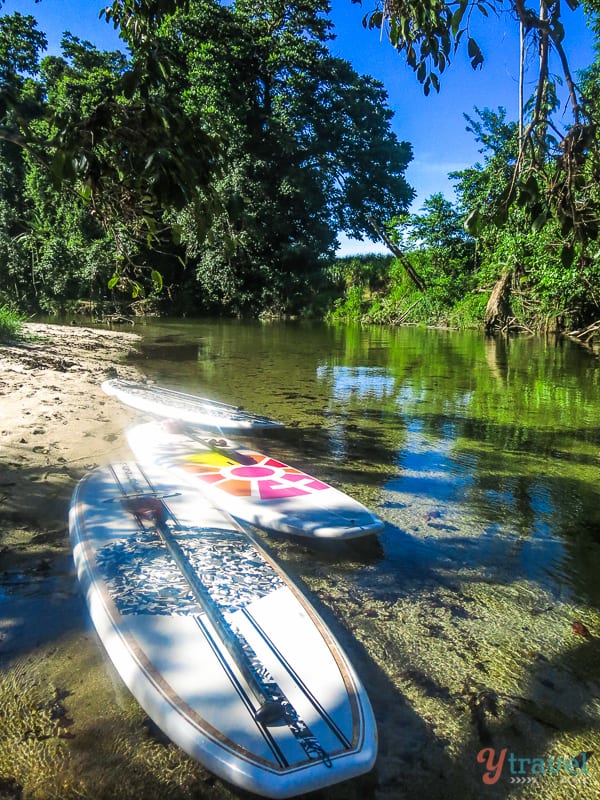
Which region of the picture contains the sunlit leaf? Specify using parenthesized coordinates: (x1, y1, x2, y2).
(464, 207, 481, 236)
(150, 269, 163, 292)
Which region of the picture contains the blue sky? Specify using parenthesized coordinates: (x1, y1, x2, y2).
(5, 0, 598, 254)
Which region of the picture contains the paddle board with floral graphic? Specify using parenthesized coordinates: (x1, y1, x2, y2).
(126, 422, 384, 540)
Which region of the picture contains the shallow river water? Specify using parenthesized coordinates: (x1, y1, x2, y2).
(3, 320, 600, 800)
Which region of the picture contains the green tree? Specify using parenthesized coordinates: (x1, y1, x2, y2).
(167, 0, 414, 315)
(408, 193, 474, 258)
(0, 6, 219, 298)
(0, 18, 169, 311)
(360, 2, 600, 251)
(453, 106, 600, 330)
(0, 1, 415, 316)
(405, 192, 476, 298)
(0, 13, 46, 306)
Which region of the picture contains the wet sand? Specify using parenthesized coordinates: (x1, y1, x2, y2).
(0, 323, 599, 800)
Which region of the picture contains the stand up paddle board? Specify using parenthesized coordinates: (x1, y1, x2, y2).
(126, 422, 384, 540)
(69, 464, 377, 798)
(101, 379, 284, 431)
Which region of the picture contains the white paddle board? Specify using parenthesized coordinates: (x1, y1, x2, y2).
(69, 464, 377, 798)
(101, 379, 284, 431)
(126, 422, 384, 540)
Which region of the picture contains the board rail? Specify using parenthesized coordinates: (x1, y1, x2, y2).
(102, 379, 284, 431)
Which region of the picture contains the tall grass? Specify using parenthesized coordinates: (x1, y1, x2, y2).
(0, 305, 26, 342)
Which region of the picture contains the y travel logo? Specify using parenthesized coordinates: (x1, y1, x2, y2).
(477, 748, 591, 785)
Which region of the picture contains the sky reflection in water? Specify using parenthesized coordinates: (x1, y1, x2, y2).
(132, 321, 600, 610)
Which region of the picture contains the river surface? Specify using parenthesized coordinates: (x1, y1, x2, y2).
(130, 319, 600, 607)
(4, 319, 600, 800)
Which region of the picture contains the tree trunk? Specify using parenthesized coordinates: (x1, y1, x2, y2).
(519, 20, 525, 143)
(484, 271, 513, 331)
(367, 216, 427, 292)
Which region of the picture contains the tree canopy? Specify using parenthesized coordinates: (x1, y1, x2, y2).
(0, 0, 414, 314)
(0, 0, 599, 332)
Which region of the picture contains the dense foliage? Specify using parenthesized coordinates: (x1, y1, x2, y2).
(0, 303, 25, 340)
(0, 0, 599, 333)
(0, 1, 413, 316)
(330, 1, 600, 334)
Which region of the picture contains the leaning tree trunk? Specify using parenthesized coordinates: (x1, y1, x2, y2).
(367, 216, 427, 292)
(484, 271, 513, 332)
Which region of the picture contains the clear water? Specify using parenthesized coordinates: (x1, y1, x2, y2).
(129, 319, 600, 610)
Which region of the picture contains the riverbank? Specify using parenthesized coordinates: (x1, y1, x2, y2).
(0, 323, 142, 533)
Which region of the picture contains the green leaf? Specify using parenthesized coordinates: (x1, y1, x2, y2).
(120, 69, 138, 99)
(366, 11, 383, 31)
(492, 206, 508, 226)
(451, 1, 467, 35)
(464, 207, 481, 236)
(171, 224, 183, 245)
(518, 175, 540, 207)
(467, 37, 484, 69)
(531, 208, 547, 232)
(78, 184, 92, 202)
(108, 272, 120, 290)
(150, 269, 163, 292)
(50, 150, 66, 188)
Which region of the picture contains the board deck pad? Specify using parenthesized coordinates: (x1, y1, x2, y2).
(126, 422, 384, 540)
(69, 464, 377, 797)
(102, 379, 284, 431)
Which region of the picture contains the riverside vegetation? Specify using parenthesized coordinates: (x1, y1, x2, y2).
(1, 2, 600, 340)
(0, 304, 26, 341)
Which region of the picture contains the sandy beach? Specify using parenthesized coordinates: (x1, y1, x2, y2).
(1, 323, 143, 533)
(0, 324, 204, 800)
